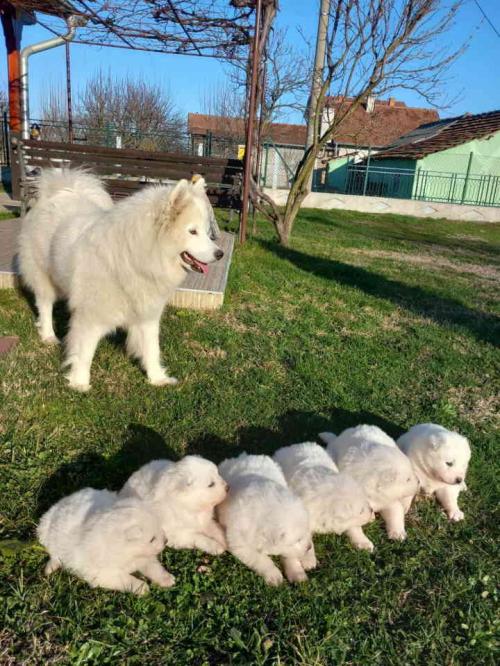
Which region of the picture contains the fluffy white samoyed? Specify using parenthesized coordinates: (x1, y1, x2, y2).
(18, 169, 224, 391)
(37, 488, 171, 595)
(320, 425, 419, 541)
(273, 442, 375, 551)
(397, 423, 471, 521)
(217, 453, 315, 586)
(119, 456, 228, 555)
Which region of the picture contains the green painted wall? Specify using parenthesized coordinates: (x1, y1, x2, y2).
(326, 156, 350, 191)
(417, 132, 500, 176)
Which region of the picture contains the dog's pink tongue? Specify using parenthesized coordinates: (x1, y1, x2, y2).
(193, 257, 209, 274)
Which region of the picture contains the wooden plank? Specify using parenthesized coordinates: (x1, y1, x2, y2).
(23, 139, 243, 168)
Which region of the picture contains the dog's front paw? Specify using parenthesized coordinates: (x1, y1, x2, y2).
(286, 568, 308, 584)
(41, 334, 59, 345)
(157, 572, 176, 588)
(263, 568, 284, 587)
(353, 538, 375, 552)
(387, 529, 407, 541)
(448, 508, 464, 522)
(131, 579, 150, 596)
(204, 540, 225, 555)
(149, 375, 178, 387)
(66, 376, 91, 392)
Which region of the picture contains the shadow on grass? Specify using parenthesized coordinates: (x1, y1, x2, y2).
(259, 239, 500, 346)
(36, 408, 400, 517)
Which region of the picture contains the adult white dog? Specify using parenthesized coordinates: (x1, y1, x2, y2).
(38, 488, 171, 595)
(319, 425, 419, 541)
(217, 453, 315, 586)
(397, 423, 471, 521)
(120, 456, 228, 555)
(18, 169, 224, 391)
(273, 442, 375, 551)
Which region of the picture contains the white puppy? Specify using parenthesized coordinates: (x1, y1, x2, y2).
(273, 442, 375, 552)
(217, 453, 315, 586)
(320, 425, 419, 541)
(397, 423, 471, 521)
(19, 169, 224, 391)
(120, 456, 228, 555)
(37, 488, 171, 595)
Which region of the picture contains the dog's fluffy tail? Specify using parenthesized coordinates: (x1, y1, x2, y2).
(318, 432, 336, 446)
(35, 168, 109, 204)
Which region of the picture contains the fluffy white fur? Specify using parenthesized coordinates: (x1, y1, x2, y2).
(18, 169, 224, 391)
(273, 442, 375, 552)
(397, 423, 471, 521)
(37, 488, 172, 595)
(320, 425, 419, 541)
(119, 456, 228, 555)
(217, 453, 315, 586)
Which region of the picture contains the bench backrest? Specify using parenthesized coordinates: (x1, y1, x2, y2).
(10, 135, 243, 211)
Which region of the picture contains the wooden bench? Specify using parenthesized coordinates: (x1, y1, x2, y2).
(10, 134, 243, 215)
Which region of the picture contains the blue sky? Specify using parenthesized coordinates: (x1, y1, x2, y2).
(1, 0, 499, 124)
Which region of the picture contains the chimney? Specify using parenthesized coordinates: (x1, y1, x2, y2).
(366, 95, 375, 113)
(389, 97, 396, 107)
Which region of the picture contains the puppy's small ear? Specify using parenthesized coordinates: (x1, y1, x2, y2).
(191, 174, 206, 191)
(170, 179, 190, 211)
(125, 525, 143, 541)
(429, 435, 442, 451)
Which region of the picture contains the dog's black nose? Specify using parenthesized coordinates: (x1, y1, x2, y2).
(455, 477, 463, 484)
(214, 249, 224, 261)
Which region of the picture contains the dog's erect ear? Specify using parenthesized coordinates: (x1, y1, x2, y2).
(191, 174, 207, 192)
(169, 179, 190, 212)
(125, 524, 143, 541)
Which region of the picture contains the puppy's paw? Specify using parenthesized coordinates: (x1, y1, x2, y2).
(204, 540, 225, 556)
(387, 529, 407, 541)
(286, 568, 308, 584)
(149, 375, 178, 387)
(66, 377, 91, 393)
(263, 568, 284, 587)
(131, 580, 150, 596)
(157, 573, 176, 588)
(353, 538, 375, 552)
(448, 508, 464, 522)
(44, 559, 61, 575)
(41, 335, 59, 345)
(301, 553, 317, 571)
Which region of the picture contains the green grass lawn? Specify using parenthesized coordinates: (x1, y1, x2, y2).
(0, 209, 498, 665)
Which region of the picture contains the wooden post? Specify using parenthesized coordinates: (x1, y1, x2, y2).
(1, 5, 23, 133)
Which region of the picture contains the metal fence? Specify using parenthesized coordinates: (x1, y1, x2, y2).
(0, 111, 9, 165)
(342, 163, 500, 207)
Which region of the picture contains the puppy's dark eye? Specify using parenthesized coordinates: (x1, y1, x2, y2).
(446, 461, 454, 467)
(208, 481, 215, 488)
(150, 536, 156, 543)
(189, 229, 198, 235)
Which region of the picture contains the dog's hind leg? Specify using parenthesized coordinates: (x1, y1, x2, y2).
(127, 319, 178, 386)
(34, 283, 58, 344)
(64, 317, 105, 391)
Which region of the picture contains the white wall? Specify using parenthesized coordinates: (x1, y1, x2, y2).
(263, 188, 500, 223)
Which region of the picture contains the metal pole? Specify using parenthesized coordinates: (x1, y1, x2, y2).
(362, 147, 371, 196)
(239, 0, 262, 244)
(65, 41, 73, 143)
(1, 6, 23, 133)
(461, 151, 473, 204)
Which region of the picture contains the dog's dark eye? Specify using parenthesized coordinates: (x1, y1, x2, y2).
(189, 229, 198, 235)
(150, 536, 156, 543)
(446, 461, 454, 467)
(208, 481, 215, 488)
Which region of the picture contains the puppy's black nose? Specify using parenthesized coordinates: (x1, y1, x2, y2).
(214, 249, 224, 261)
(455, 477, 463, 484)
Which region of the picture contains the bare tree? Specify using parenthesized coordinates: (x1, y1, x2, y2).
(38, 85, 69, 141)
(79, 73, 185, 151)
(251, 0, 466, 245)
